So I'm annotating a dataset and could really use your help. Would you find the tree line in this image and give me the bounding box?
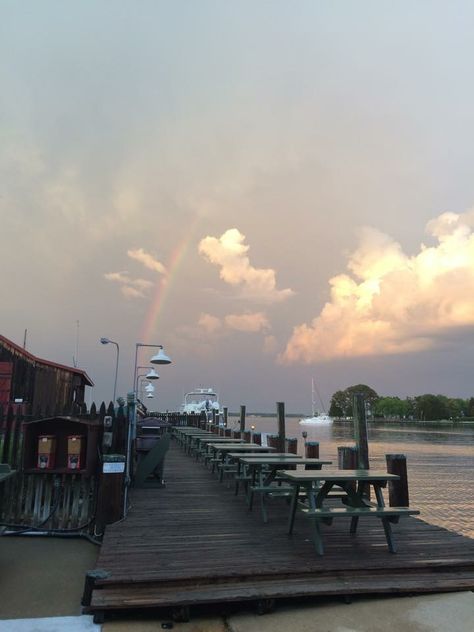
[328,384,474,421]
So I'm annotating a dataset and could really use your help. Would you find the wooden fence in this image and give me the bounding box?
[0,401,128,534]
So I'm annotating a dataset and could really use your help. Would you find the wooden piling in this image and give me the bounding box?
[95,454,125,535]
[338,446,358,469]
[338,446,358,492]
[304,441,320,469]
[305,441,319,458]
[223,407,228,428]
[239,406,246,432]
[277,402,286,453]
[266,434,278,449]
[353,393,369,469]
[386,454,410,506]
[285,437,298,454]
[253,432,262,445]
[243,430,251,442]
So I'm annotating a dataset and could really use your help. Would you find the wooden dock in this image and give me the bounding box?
[85,439,474,620]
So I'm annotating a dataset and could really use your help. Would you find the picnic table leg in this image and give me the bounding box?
[313,519,324,555]
[373,483,398,553]
[287,484,301,534]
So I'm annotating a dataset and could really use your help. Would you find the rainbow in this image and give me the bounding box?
[140,215,201,343]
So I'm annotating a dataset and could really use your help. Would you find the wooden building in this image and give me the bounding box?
[0,334,93,414]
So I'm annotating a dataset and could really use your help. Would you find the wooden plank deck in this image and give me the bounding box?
[85,439,474,618]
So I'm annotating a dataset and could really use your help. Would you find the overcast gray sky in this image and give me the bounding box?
[3,1,474,412]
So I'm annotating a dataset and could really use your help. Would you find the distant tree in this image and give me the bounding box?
[414,394,449,420]
[329,384,379,417]
[373,396,409,418]
[328,390,346,417]
[467,397,474,417]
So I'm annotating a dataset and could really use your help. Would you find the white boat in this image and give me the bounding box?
[299,378,333,426]
[181,387,224,424]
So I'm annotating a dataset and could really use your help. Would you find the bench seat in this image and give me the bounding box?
[296,505,419,555]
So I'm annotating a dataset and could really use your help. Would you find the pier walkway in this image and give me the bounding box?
[85,438,474,620]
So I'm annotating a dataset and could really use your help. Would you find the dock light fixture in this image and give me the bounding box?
[100,337,120,404]
[146,368,159,380]
[132,344,172,393]
[125,342,173,517]
[145,383,155,393]
[149,346,171,365]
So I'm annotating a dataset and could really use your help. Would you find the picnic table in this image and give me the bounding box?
[193,436,245,461]
[238,456,332,522]
[206,443,275,478]
[278,469,420,555]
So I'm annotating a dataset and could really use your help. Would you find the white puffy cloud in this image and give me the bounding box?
[197,311,270,335]
[224,312,270,332]
[127,248,166,274]
[198,228,294,303]
[198,313,222,333]
[104,271,153,299]
[281,211,474,363]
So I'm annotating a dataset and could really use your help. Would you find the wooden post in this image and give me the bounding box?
[285,437,297,454]
[305,441,319,458]
[338,446,358,492]
[212,409,216,426]
[239,405,246,432]
[338,446,358,469]
[232,430,241,439]
[253,432,262,445]
[304,441,320,469]
[353,393,369,469]
[223,407,228,427]
[386,454,410,506]
[95,454,126,536]
[266,434,279,449]
[243,430,251,443]
[277,402,286,453]
[224,428,232,437]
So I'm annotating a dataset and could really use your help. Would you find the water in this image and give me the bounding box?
[228,416,474,538]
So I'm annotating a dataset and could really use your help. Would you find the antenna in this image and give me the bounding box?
[73,320,79,367]
[23,329,27,350]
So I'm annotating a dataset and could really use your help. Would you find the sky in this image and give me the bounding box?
[3,1,474,412]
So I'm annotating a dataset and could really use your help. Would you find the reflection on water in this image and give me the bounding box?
[229,417,474,538]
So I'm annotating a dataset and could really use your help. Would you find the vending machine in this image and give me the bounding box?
[67,435,84,470]
[37,435,56,469]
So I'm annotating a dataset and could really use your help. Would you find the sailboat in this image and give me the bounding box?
[299,378,333,426]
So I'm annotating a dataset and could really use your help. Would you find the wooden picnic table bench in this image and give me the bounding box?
[206,444,275,478]
[278,469,420,555]
[238,456,332,523]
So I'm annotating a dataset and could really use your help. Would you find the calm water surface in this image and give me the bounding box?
[228,417,474,538]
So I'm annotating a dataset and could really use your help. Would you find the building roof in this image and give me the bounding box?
[0,335,94,387]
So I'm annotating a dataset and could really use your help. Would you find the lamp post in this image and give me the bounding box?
[100,337,120,403]
[123,343,172,516]
[132,343,171,393]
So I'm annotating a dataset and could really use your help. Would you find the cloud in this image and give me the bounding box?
[198,228,294,303]
[104,271,153,299]
[224,312,270,332]
[263,335,278,355]
[198,313,222,334]
[127,248,166,275]
[281,210,474,363]
[197,311,270,335]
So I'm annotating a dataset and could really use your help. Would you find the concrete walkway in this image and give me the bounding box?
[102,592,474,632]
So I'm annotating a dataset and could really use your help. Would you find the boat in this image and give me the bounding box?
[299,378,333,426]
[181,387,224,424]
